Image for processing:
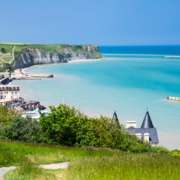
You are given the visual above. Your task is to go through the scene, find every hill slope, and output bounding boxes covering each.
[0,141,179,180]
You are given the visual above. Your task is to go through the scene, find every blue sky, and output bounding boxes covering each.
[0,0,180,45]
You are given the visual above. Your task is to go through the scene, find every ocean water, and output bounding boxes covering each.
[13,46,180,149]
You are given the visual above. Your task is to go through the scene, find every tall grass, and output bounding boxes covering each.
[5,159,56,180]
[0,140,120,166]
[1,141,180,180]
[65,154,180,180]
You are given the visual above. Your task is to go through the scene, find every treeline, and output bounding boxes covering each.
[0,104,165,153]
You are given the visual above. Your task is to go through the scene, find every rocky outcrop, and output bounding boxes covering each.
[12,45,101,69]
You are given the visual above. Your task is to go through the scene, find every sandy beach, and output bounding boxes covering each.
[69,59,102,64]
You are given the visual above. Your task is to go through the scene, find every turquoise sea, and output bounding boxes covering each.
[13,46,180,149]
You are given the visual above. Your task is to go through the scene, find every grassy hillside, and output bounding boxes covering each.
[0,104,179,179]
[66,154,180,180]
[0,141,179,180]
[0,44,94,55]
[0,140,117,167]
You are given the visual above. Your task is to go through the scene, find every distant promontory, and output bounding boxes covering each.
[0,44,101,70]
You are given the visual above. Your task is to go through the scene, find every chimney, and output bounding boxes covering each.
[126,121,137,128]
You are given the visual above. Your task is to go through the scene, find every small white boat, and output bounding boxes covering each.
[166,96,180,102]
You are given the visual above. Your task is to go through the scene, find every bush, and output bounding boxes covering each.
[4,117,44,143]
[0,47,7,53]
[40,104,84,145]
[1,104,151,152]
[0,106,18,127]
[170,150,180,157]
[40,104,149,152]
[0,106,20,138]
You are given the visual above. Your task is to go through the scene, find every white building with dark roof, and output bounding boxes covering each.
[0,85,20,105]
[127,111,159,145]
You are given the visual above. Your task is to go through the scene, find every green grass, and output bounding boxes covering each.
[0,44,77,53]
[0,44,69,65]
[0,53,12,63]
[5,160,56,180]
[0,43,101,71]
[171,149,180,157]
[1,141,180,180]
[65,154,180,180]
[0,140,118,167]
[0,43,99,55]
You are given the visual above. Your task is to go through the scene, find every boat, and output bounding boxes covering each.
[166,96,180,102]
[0,77,13,85]
[47,74,54,78]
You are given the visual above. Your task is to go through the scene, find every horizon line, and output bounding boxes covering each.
[1,42,180,46]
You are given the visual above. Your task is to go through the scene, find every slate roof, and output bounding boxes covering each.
[112,111,121,128]
[141,111,154,128]
[112,111,119,122]
[128,127,159,144]
[127,111,159,144]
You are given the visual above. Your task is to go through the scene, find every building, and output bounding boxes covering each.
[126,111,159,145]
[21,100,41,111]
[0,85,47,119]
[20,100,48,119]
[112,111,121,128]
[0,85,20,105]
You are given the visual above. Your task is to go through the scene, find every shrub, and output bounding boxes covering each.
[0,47,7,53]
[0,106,20,138]
[150,146,169,154]
[170,150,180,157]
[4,117,44,143]
[40,104,83,145]
[1,104,151,152]
[40,104,149,152]
[0,106,18,127]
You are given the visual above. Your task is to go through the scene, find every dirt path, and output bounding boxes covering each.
[40,162,69,170]
[0,167,16,179]
[0,162,69,178]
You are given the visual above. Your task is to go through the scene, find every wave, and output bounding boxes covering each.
[102,53,180,59]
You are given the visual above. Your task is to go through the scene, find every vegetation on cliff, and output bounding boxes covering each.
[0,43,101,71]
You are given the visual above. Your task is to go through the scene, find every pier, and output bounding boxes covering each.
[12,69,54,80]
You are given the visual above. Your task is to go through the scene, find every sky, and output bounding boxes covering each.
[0,0,180,45]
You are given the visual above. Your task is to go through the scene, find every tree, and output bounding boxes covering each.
[4,117,43,143]
[1,48,7,53]
[39,104,150,152]
[0,106,18,127]
[4,63,14,78]
[40,104,82,145]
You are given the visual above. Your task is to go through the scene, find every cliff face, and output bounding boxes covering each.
[12,45,101,69]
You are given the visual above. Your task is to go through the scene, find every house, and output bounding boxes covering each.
[21,105,48,119]
[0,85,47,119]
[20,100,48,119]
[126,111,159,145]
[0,85,20,105]
[21,100,41,111]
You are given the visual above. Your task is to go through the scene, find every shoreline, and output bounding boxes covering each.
[17,58,103,73]
[7,58,180,149]
[69,58,103,64]
[10,58,103,80]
